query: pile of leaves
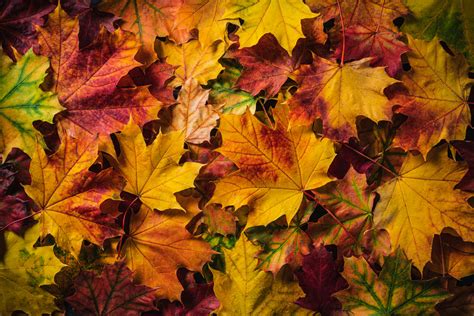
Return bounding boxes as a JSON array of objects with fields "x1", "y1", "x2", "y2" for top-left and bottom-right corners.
[{"x1": 0, "y1": 0, "x2": 473, "y2": 315}]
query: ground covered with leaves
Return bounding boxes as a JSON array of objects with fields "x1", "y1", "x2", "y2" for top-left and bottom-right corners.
[{"x1": 0, "y1": 0, "x2": 473, "y2": 315}]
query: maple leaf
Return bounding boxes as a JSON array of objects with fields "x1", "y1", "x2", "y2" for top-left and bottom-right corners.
[
  {"x1": 162, "y1": 78, "x2": 219, "y2": 144},
  {"x1": 212, "y1": 236, "x2": 312, "y2": 315},
  {"x1": 374, "y1": 145, "x2": 473, "y2": 269},
  {"x1": 209, "y1": 106, "x2": 336, "y2": 227},
  {"x1": 338, "y1": 25, "x2": 409, "y2": 77},
  {"x1": 403, "y1": 0, "x2": 474, "y2": 66},
  {"x1": 316, "y1": 0, "x2": 408, "y2": 76},
  {"x1": 0, "y1": 0, "x2": 55, "y2": 61},
  {"x1": 426, "y1": 232, "x2": 474, "y2": 280},
  {"x1": 223, "y1": 0, "x2": 318, "y2": 53},
  {"x1": 36, "y1": 7, "x2": 161, "y2": 135},
  {"x1": 294, "y1": 246, "x2": 348, "y2": 315},
  {"x1": 171, "y1": 0, "x2": 227, "y2": 47},
  {"x1": 247, "y1": 202, "x2": 313, "y2": 274},
  {"x1": 309, "y1": 168, "x2": 374, "y2": 256},
  {"x1": 0, "y1": 224, "x2": 65, "y2": 315},
  {"x1": 24, "y1": 124, "x2": 125, "y2": 257},
  {"x1": 336, "y1": 249, "x2": 448, "y2": 314},
  {"x1": 289, "y1": 56, "x2": 398, "y2": 141},
  {"x1": 108, "y1": 120, "x2": 201, "y2": 212},
  {"x1": 0, "y1": 49, "x2": 63, "y2": 157},
  {"x1": 99, "y1": 0, "x2": 183, "y2": 60},
  {"x1": 209, "y1": 61, "x2": 257, "y2": 115},
  {"x1": 67, "y1": 261, "x2": 156, "y2": 315},
  {"x1": 232, "y1": 33, "x2": 293, "y2": 97},
  {"x1": 157, "y1": 39, "x2": 225, "y2": 86},
  {"x1": 390, "y1": 36, "x2": 473, "y2": 157},
  {"x1": 119, "y1": 205, "x2": 214, "y2": 300}
]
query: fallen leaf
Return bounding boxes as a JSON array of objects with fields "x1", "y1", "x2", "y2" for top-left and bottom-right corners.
[
  {"x1": 232, "y1": 33, "x2": 293, "y2": 97},
  {"x1": 289, "y1": 56, "x2": 397, "y2": 141},
  {"x1": 210, "y1": 105, "x2": 336, "y2": 227},
  {"x1": 338, "y1": 25, "x2": 408, "y2": 76},
  {"x1": 295, "y1": 246, "x2": 348, "y2": 315},
  {"x1": 36, "y1": 7, "x2": 161, "y2": 135},
  {"x1": 0, "y1": 49, "x2": 63, "y2": 157},
  {"x1": 390, "y1": 36, "x2": 473, "y2": 157},
  {"x1": 374, "y1": 145, "x2": 473, "y2": 269},
  {"x1": 24, "y1": 124, "x2": 125, "y2": 257},
  {"x1": 336, "y1": 249, "x2": 448, "y2": 315},
  {"x1": 108, "y1": 120, "x2": 201, "y2": 211}
]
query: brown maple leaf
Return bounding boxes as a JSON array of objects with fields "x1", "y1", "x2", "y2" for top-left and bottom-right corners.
[{"x1": 232, "y1": 33, "x2": 293, "y2": 97}]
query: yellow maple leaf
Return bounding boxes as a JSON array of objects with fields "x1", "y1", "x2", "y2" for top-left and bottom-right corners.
[
  {"x1": 212, "y1": 236, "x2": 313, "y2": 315},
  {"x1": 391, "y1": 36, "x2": 473, "y2": 157},
  {"x1": 374, "y1": 145, "x2": 473, "y2": 269},
  {"x1": 289, "y1": 56, "x2": 398, "y2": 141},
  {"x1": 120, "y1": 205, "x2": 215, "y2": 300},
  {"x1": 0, "y1": 50, "x2": 63, "y2": 157},
  {"x1": 209, "y1": 105, "x2": 335, "y2": 227},
  {"x1": 223, "y1": 0, "x2": 318, "y2": 53},
  {"x1": 24, "y1": 123, "x2": 125, "y2": 257},
  {"x1": 108, "y1": 120, "x2": 202, "y2": 211},
  {"x1": 157, "y1": 39, "x2": 225, "y2": 86},
  {"x1": 0, "y1": 224, "x2": 65, "y2": 315}
]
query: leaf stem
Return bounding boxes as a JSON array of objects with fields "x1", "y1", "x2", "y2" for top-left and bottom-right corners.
[
  {"x1": 0, "y1": 211, "x2": 41, "y2": 232},
  {"x1": 343, "y1": 143, "x2": 399, "y2": 178}
]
